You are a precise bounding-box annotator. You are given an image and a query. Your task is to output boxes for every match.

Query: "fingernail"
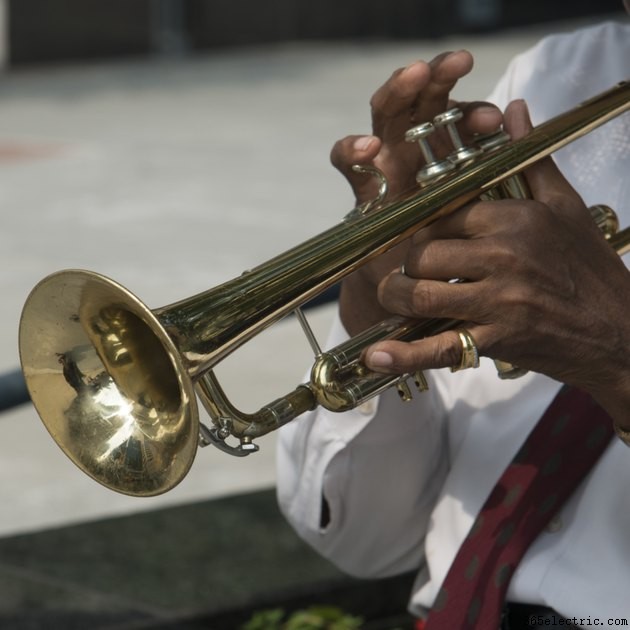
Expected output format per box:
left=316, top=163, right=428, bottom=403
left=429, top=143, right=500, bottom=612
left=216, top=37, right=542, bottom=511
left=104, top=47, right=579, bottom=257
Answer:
left=368, top=350, right=394, bottom=368
left=446, top=49, right=471, bottom=60
left=475, top=104, right=499, bottom=114
left=474, top=105, right=501, bottom=123
left=353, top=136, right=375, bottom=152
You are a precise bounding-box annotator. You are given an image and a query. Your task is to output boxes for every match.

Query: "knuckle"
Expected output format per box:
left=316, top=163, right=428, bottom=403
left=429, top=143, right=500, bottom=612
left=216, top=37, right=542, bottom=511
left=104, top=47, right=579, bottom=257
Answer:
left=507, top=203, right=538, bottom=230
left=433, top=333, right=462, bottom=368
left=539, top=190, right=582, bottom=216
left=376, top=274, right=400, bottom=307
left=369, top=87, right=390, bottom=118
left=488, top=202, right=556, bottom=258
left=391, top=346, right=417, bottom=373
left=485, top=237, right=520, bottom=269
left=542, top=192, right=568, bottom=212
left=497, top=283, right=539, bottom=323
left=329, top=136, right=355, bottom=170
left=368, top=93, right=379, bottom=114
left=369, top=66, right=416, bottom=119
left=497, top=200, right=545, bottom=233
left=520, top=201, right=558, bottom=231
left=329, top=146, right=344, bottom=171
left=410, top=281, right=440, bottom=315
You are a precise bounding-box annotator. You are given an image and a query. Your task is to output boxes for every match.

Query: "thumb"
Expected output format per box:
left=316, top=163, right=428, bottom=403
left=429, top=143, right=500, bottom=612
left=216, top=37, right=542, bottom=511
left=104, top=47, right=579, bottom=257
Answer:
left=504, top=99, right=580, bottom=209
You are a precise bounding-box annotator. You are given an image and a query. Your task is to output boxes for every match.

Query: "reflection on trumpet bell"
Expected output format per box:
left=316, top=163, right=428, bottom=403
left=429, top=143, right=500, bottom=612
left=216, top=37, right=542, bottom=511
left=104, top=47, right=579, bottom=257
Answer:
left=19, top=270, right=199, bottom=496
left=18, top=81, right=630, bottom=497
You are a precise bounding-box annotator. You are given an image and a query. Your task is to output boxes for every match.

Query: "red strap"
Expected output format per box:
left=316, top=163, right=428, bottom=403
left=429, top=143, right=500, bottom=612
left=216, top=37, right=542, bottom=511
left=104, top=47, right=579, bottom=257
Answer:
left=424, top=387, right=612, bottom=629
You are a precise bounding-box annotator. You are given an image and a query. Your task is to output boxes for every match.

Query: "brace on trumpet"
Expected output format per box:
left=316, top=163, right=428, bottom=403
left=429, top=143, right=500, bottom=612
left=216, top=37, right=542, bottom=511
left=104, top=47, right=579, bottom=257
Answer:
left=18, top=82, right=630, bottom=497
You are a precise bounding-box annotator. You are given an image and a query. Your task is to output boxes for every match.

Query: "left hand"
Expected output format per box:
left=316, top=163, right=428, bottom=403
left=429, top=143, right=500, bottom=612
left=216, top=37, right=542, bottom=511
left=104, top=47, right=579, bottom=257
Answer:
left=333, top=50, right=503, bottom=336
left=363, top=100, right=630, bottom=423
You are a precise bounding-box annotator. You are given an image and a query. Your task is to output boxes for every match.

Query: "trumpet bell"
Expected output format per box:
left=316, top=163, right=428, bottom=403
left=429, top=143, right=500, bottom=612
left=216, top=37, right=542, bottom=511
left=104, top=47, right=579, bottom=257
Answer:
left=19, top=270, right=199, bottom=496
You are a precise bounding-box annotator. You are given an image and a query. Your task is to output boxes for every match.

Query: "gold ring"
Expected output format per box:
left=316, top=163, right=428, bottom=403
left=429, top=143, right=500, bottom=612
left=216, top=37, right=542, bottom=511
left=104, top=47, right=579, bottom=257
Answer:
left=451, top=328, right=480, bottom=372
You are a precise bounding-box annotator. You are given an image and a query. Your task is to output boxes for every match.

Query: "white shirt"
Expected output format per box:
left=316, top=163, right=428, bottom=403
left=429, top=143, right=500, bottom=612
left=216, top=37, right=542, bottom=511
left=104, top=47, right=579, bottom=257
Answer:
left=277, top=21, right=630, bottom=623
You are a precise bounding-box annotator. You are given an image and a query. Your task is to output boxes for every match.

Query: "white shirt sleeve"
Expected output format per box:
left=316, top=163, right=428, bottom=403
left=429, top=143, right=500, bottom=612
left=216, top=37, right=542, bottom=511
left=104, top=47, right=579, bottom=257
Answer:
left=276, top=313, right=450, bottom=578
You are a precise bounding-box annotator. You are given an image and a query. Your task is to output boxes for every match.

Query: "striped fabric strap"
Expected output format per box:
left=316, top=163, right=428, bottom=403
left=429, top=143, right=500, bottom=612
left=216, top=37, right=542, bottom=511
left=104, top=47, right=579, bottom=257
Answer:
left=423, top=387, right=613, bottom=629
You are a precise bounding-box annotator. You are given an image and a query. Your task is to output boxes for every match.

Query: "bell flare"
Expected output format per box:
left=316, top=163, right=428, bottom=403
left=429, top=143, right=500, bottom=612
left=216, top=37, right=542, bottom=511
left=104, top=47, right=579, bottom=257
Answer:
left=18, top=270, right=199, bottom=497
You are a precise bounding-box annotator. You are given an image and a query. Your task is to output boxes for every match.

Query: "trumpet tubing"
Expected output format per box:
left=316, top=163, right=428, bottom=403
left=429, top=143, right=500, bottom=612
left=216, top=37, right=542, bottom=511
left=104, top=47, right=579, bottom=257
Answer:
left=18, top=82, right=630, bottom=496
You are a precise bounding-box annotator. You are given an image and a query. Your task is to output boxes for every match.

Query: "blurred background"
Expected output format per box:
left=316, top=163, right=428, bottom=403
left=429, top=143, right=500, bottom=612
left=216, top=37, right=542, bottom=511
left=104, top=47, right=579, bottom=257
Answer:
left=0, top=1, right=625, bottom=628
left=0, top=0, right=623, bottom=65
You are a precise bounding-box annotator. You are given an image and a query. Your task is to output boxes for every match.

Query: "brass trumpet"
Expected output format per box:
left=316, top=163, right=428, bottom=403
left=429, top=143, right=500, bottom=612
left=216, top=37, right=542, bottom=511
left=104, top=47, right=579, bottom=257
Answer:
left=19, top=82, right=630, bottom=497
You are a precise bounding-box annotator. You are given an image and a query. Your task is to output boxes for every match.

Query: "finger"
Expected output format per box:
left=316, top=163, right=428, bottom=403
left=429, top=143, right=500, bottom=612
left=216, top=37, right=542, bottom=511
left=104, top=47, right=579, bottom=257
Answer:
left=402, top=237, right=490, bottom=281
left=370, top=61, right=432, bottom=124
left=413, top=199, right=504, bottom=242
left=370, top=50, right=474, bottom=133
left=503, top=98, right=533, bottom=141
left=460, top=101, right=504, bottom=138
left=504, top=99, right=584, bottom=213
left=330, top=134, right=383, bottom=201
left=364, top=324, right=487, bottom=374
left=408, top=50, right=475, bottom=124
left=377, top=273, right=487, bottom=321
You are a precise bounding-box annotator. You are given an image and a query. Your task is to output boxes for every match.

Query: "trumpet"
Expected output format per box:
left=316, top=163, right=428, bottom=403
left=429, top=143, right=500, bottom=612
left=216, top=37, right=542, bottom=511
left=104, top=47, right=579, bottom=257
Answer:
left=19, top=81, right=630, bottom=497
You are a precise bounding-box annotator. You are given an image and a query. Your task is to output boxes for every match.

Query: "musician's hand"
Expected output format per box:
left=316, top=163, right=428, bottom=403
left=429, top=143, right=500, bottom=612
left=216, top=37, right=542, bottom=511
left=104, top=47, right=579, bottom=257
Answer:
left=364, top=99, right=630, bottom=424
left=333, top=50, right=503, bottom=335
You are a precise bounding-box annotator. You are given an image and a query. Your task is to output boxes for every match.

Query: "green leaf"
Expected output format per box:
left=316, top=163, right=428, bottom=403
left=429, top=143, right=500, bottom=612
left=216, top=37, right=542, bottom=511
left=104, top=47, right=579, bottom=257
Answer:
left=285, top=606, right=363, bottom=630
left=242, top=605, right=365, bottom=630
left=241, top=608, right=286, bottom=630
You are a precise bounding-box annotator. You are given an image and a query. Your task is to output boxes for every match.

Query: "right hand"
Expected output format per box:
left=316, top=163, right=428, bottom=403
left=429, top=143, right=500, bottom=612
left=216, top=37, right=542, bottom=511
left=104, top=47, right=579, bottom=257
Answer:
left=332, top=50, right=503, bottom=335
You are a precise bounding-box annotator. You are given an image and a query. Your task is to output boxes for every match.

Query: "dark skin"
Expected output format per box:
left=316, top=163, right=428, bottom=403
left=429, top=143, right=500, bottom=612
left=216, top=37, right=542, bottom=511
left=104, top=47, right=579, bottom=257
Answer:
left=333, top=50, right=630, bottom=426
left=335, top=51, right=504, bottom=333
